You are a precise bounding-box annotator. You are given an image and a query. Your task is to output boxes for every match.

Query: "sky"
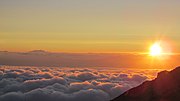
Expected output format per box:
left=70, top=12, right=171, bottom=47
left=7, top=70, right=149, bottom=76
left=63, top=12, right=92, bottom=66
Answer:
left=0, top=0, right=180, bottom=53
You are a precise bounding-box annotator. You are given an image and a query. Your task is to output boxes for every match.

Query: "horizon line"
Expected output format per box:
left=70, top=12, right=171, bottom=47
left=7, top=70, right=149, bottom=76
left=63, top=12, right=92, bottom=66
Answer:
left=1, top=49, right=180, bottom=55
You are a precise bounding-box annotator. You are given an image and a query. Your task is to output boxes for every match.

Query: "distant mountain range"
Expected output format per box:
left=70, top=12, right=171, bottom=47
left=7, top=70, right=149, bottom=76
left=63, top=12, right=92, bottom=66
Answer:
left=111, top=66, right=180, bottom=101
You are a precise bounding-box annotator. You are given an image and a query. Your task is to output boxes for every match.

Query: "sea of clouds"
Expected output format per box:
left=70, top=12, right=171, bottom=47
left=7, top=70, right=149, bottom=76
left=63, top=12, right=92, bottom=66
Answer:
left=0, top=66, right=160, bottom=101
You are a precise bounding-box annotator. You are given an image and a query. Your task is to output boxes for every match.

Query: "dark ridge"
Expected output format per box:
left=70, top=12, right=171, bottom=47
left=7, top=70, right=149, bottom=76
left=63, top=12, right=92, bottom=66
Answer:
left=111, top=66, right=180, bottom=101
left=28, top=50, right=48, bottom=53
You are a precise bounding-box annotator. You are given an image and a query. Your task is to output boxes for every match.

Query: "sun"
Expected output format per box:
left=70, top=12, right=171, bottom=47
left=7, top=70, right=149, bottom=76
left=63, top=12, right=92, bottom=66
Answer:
left=149, top=43, right=162, bottom=56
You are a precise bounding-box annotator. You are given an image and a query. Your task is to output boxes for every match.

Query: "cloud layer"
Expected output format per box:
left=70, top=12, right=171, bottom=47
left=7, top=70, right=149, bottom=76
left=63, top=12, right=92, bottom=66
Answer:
left=0, top=66, right=160, bottom=101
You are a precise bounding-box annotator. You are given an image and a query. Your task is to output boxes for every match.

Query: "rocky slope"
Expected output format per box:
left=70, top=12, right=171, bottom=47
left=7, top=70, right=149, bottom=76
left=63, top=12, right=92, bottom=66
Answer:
left=111, top=66, right=180, bottom=101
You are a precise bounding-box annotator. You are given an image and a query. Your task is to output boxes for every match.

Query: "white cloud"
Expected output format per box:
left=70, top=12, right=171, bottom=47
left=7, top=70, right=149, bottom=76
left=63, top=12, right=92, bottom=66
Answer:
left=0, top=66, right=160, bottom=101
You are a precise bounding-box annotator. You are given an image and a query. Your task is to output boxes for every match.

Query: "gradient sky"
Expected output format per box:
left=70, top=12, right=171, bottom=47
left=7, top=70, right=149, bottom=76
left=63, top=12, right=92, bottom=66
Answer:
left=1, top=0, right=180, bottom=53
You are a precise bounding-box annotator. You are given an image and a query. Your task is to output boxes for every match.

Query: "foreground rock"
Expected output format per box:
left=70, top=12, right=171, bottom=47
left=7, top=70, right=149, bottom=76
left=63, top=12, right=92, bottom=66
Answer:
left=111, top=67, right=180, bottom=101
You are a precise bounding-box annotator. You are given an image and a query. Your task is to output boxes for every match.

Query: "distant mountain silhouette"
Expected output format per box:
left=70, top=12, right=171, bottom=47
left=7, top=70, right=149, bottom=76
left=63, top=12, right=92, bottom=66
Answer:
left=111, top=66, right=180, bottom=101
left=28, top=50, right=49, bottom=54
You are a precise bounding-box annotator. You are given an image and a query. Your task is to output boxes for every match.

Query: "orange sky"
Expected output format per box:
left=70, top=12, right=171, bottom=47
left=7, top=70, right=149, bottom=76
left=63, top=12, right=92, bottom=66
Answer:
left=0, top=0, right=180, bottom=53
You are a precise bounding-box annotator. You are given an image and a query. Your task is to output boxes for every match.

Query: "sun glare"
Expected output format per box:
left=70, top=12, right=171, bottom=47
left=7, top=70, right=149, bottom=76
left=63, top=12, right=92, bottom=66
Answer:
left=150, top=43, right=162, bottom=56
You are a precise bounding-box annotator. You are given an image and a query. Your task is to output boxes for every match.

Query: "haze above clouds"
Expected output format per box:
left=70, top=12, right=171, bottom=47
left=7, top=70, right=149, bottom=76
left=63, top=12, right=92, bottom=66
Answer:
left=0, top=50, right=179, bottom=68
